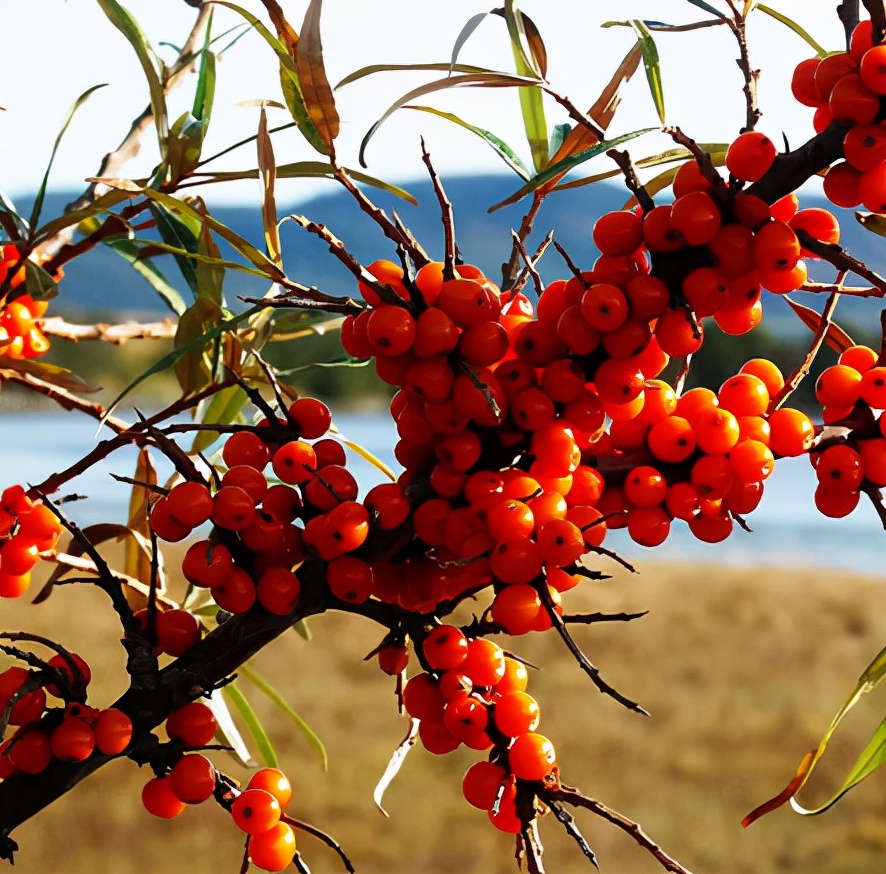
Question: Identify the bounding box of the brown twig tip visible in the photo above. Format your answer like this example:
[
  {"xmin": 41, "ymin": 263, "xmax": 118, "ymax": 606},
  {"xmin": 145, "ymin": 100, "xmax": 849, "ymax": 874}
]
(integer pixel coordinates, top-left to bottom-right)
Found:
[
  {"xmin": 607, "ymin": 149, "xmax": 654, "ymax": 212},
  {"xmin": 420, "ymin": 138, "xmax": 456, "ymax": 281}
]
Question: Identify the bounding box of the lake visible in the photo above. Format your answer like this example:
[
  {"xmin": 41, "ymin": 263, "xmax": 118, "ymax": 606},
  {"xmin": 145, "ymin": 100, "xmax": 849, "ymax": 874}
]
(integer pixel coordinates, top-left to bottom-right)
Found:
[{"xmin": 0, "ymin": 410, "xmax": 883, "ymax": 576}]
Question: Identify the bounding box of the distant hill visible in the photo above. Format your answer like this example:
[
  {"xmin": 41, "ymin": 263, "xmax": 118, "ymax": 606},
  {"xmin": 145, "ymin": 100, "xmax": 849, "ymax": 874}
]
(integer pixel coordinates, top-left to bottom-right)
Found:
[{"xmin": 21, "ymin": 177, "xmax": 884, "ymax": 340}]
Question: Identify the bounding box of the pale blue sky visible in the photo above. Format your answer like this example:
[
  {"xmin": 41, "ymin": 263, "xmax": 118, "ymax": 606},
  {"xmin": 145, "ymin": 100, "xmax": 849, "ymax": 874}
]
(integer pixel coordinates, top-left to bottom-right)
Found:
[{"xmin": 0, "ymin": 2, "xmax": 845, "ymax": 206}]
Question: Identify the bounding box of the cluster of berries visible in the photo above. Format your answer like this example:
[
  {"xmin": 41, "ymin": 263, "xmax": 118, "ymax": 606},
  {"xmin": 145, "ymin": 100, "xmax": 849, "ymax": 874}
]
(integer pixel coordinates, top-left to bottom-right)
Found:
[
  {"xmin": 0, "ymin": 654, "xmax": 133, "ymax": 777},
  {"xmin": 142, "ymin": 755, "xmax": 298, "ymax": 873},
  {"xmin": 405, "ymin": 625, "xmax": 553, "ymax": 833},
  {"xmin": 0, "ymin": 485, "xmax": 63, "ymax": 598},
  {"xmin": 0, "ymin": 244, "xmax": 51, "ymax": 360},
  {"xmin": 812, "ymin": 343, "xmax": 886, "ymax": 516},
  {"xmin": 790, "ymin": 19, "xmax": 886, "ymax": 211}
]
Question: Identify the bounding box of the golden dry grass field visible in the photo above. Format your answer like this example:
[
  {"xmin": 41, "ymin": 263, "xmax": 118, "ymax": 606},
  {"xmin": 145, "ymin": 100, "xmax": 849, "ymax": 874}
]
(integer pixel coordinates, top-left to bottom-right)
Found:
[{"xmin": 2, "ymin": 558, "xmax": 885, "ymax": 874}]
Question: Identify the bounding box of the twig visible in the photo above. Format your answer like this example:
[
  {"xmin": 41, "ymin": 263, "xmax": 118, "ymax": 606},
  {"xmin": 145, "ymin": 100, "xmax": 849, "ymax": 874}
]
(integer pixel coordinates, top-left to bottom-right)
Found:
[
  {"xmin": 421, "ymin": 139, "xmax": 456, "ymax": 281},
  {"xmin": 535, "ymin": 581, "xmax": 648, "ymax": 715},
  {"xmin": 607, "ymin": 149, "xmax": 655, "ymax": 212},
  {"xmin": 795, "ymin": 229, "xmax": 886, "ymax": 294},
  {"xmin": 553, "ymin": 241, "xmax": 589, "ymax": 288},
  {"xmin": 769, "ymin": 292, "xmax": 841, "ymax": 411},
  {"xmin": 862, "ymin": 0, "xmax": 886, "ymax": 43},
  {"xmin": 586, "ymin": 544, "xmax": 637, "ymax": 574},
  {"xmin": 284, "ymin": 214, "xmax": 377, "ymax": 291},
  {"xmin": 40, "ymin": 317, "xmax": 178, "ymax": 344},
  {"xmin": 800, "ymin": 280, "xmax": 884, "ymax": 297},
  {"xmin": 838, "ymin": 1, "xmax": 862, "ymax": 49},
  {"xmin": 285, "ymin": 817, "xmax": 356, "ymax": 874},
  {"xmin": 510, "ymin": 230, "xmax": 549, "ymax": 298},
  {"xmin": 547, "ymin": 800, "xmax": 599, "ymax": 868},
  {"xmin": 724, "ymin": 3, "xmax": 761, "ymax": 132},
  {"xmin": 543, "ymin": 785, "xmax": 696, "ymax": 874},
  {"xmin": 562, "ymin": 610, "xmax": 648, "ymax": 625}
]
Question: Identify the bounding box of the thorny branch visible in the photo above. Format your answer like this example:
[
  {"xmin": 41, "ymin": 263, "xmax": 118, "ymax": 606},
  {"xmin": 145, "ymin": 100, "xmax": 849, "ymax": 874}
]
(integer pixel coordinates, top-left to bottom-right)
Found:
[{"xmin": 724, "ymin": 1, "xmax": 761, "ymax": 133}]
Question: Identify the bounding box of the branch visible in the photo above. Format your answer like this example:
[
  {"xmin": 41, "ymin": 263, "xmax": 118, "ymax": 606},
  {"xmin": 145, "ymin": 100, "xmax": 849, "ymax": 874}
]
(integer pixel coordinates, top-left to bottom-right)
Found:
[
  {"xmin": 41, "ymin": 317, "xmax": 178, "ymax": 344},
  {"xmin": 724, "ymin": 5, "xmax": 761, "ymax": 132},
  {"xmin": 420, "ymin": 139, "xmax": 456, "ymax": 282},
  {"xmin": 543, "ymin": 786, "xmax": 696, "ymax": 874},
  {"xmin": 795, "ymin": 229, "xmax": 886, "ymax": 294},
  {"xmin": 838, "ymin": 1, "xmax": 861, "ymax": 49},
  {"xmin": 607, "ymin": 149, "xmax": 654, "ymax": 212}
]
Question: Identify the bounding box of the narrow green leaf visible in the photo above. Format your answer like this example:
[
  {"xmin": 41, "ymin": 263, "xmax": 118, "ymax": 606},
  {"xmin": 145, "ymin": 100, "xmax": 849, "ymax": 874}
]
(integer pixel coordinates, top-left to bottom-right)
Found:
[
  {"xmin": 241, "ymin": 665, "xmax": 328, "ymax": 770},
  {"xmin": 684, "ymin": 0, "xmax": 727, "ymax": 18},
  {"xmin": 131, "ymin": 237, "xmax": 272, "ymax": 281},
  {"xmin": 756, "ymin": 5, "xmax": 828, "ymax": 57},
  {"xmin": 97, "ymin": 0, "xmax": 168, "ymax": 157},
  {"xmin": 295, "ymin": 0, "xmax": 339, "ymax": 150},
  {"xmin": 32, "ymin": 188, "xmax": 131, "ymax": 242},
  {"xmin": 149, "ymin": 202, "xmax": 201, "ymax": 297},
  {"xmin": 28, "ymin": 84, "xmax": 107, "ymax": 236},
  {"xmin": 336, "ymin": 61, "xmax": 492, "ymax": 89},
  {"xmin": 192, "ymin": 14, "xmax": 216, "ymax": 124},
  {"xmin": 403, "ymin": 105, "xmax": 530, "ymax": 180},
  {"xmin": 332, "ymin": 431, "xmax": 396, "ymax": 482},
  {"xmin": 358, "ymin": 71, "xmax": 543, "ymax": 168},
  {"xmin": 193, "ymin": 161, "xmax": 417, "ymax": 203},
  {"xmin": 548, "ymin": 123, "xmax": 572, "ymax": 159},
  {"xmin": 217, "ymin": 680, "xmax": 257, "ymax": 767},
  {"xmin": 631, "ymin": 20, "xmax": 666, "ymax": 125},
  {"xmin": 0, "ymin": 356, "xmax": 100, "ymax": 394},
  {"xmin": 502, "ymin": 0, "xmax": 548, "ymax": 172},
  {"xmin": 292, "ymin": 618, "xmax": 311, "ymax": 641},
  {"xmin": 218, "ymin": 685, "xmax": 271, "ymax": 767},
  {"xmin": 165, "ymin": 112, "xmax": 207, "ymax": 184},
  {"xmin": 191, "ymin": 384, "xmax": 248, "ymax": 453},
  {"xmin": 103, "ymin": 236, "xmax": 187, "ymax": 316},
  {"xmin": 743, "ymin": 0, "xmax": 759, "ymax": 17},
  {"xmin": 490, "ymin": 127, "xmax": 655, "ymax": 211}
]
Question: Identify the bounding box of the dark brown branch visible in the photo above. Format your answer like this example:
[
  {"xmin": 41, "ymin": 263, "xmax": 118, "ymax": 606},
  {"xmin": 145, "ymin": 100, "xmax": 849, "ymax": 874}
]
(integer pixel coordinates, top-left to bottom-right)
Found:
[
  {"xmin": 547, "ymin": 800, "xmax": 599, "ymax": 868},
  {"xmin": 562, "ymin": 610, "xmax": 649, "ymax": 625},
  {"xmin": 501, "ymin": 192, "xmax": 545, "ymax": 292},
  {"xmin": 724, "ymin": 3, "xmax": 761, "ymax": 132},
  {"xmin": 420, "ymin": 139, "xmax": 456, "ymax": 282},
  {"xmin": 286, "ymin": 817, "xmax": 356, "ymax": 874},
  {"xmin": 607, "ymin": 149, "xmax": 654, "ymax": 212},
  {"xmin": 795, "ymin": 229, "xmax": 886, "ymax": 293},
  {"xmin": 543, "ymin": 786, "xmax": 696, "ymax": 874},
  {"xmin": 838, "ymin": 1, "xmax": 862, "ymax": 49},
  {"xmin": 862, "ymin": 0, "xmax": 886, "ymax": 43}
]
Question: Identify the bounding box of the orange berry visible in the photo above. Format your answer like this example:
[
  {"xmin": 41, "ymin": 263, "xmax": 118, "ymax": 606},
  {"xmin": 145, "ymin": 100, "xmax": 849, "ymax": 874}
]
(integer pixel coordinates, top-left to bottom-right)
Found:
[
  {"xmin": 508, "ymin": 732, "xmax": 557, "ymax": 781},
  {"xmin": 142, "ymin": 776, "xmax": 187, "ymax": 819},
  {"xmin": 462, "ymin": 761, "xmax": 508, "ymax": 810},
  {"xmin": 166, "ymin": 701, "xmax": 217, "ymax": 747},
  {"xmin": 248, "ymin": 767, "xmax": 294, "ymax": 808},
  {"xmin": 170, "ymin": 753, "xmax": 216, "ymax": 804},
  {"xmin": 248, "ymin": 821, "xmax": 297, "ymax": 872},
  {"xmin": 232, "ymin": 788, "xmax": 282, "ymax": 835},
  {"xmin": 669, "ymin": 191, "xmax": 722, "ymax": 246},
  {"xmin": 94, "ymin": 708, "xmax": 133, "ymax": 755},
  {"xmin": 726, "ymin": 131, "xmax": 777, "ymax": 181},
  {"xmin": 50, "ymin": 717, "xmax": 95, "ymax": 762}
]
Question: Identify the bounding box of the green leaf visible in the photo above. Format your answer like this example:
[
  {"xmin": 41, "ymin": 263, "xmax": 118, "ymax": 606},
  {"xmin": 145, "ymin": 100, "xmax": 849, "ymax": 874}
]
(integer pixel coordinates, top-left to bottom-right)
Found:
[
  {"xmin": 490, "ymin": 127, "xmax": 655, "ymax": 211},
  {"xmin": 501, "ymin": 0, "xmax": 548, "ymax": 173},
  {"xmin": 190, "ymin": 384, "xmax": 248, "ymax": 454},
  {"xmin": 744, "ymin": 645, "xmax": 886, "ymax": 824},
  {"xmin": 684, "ymin": 0, "xmax": 727, "ymax": 18},
  {"xmin": 149, "ymin": 201, "xmax": 201, "ymax": 298},
  {"xmin": 213, "ymin": 685, "xmax": 259, "ymax": 767},
  {"xmin": 221, "ymin": 683, "xmax": 278, "ymax": 768},
  {"xmin": 257, "ymin": 107, "xmax": 282, "ymax": 268},
  {"xmin": 756, "ymin": 5, "xmax": 828, "ymax": 57},
  {"xmin": 192, "ymin": 15, "xmax": 216, "ymax": 125},
  {"xmin": 28, "ymin": 84, "xmax": 107, "ymax": 236},
  {"xmin": 212, "ymin": 1, "xmax": 328, "ymax": 155},
  {"xmin": 336, "ymin": 61, "xmax": 492, "ymax": 89},
  {"xmin": 195, "ymin": 212, "xmax": 226, "ymax": 308},
  {"xmin": 402, "ymin": 105, "xmax": 530, "ymax": 180},
  {"xmin": 165, "ymin": 112, "xmax": 207, "ymax": 185},
  {"xmin": 102, "ymin": 236, "xmax": 187, "ymax": 316},
  {"xmin": 332, "ymin": 430, "xmax": 396, "ymax": 482},
  {"xmin": 193, "ymin": 161, "xmax": 417, "ymax": 204},
  {"xmin": 241, "ymin": 665, "xmax": 327, "ymax": 770},
  {"xmin": 24, "ymin": 261, "xmax": 59, "ymax": 302},
  {"xmin": 0, "ymin": 356, "xmax": 100, "ymax": 394},
  {"xmin": 97, "ymin": 0, "xmax": 168, "ymax": 157},
  {"xmin": 548, "ymin": 123, "xmax": 572, "ymax": 158},
  {"xmin": 631, "ymin": 20, "xmax": 666, "ymax": 125},
  {"xmin": 295, "ymin": 0, "xmax": 339, "ymax": 150},
  {"xmin": 358, "ymin": 70, "xmax": 544, "ymax": 168}
]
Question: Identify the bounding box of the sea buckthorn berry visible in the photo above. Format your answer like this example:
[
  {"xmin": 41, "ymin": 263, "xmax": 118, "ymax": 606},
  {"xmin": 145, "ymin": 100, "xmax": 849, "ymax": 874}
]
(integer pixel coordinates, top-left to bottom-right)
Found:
[
  {"xmin": 44, "ymin": 652, "xmax": 91, "ymax": 698},
  {"xmin": 673, "ymin": 159, "xmax": 715, "ymax": 197},
  {"xmin": 415, "ymin": 261, "xmax": 444, "ymax": 305},
  {"xmin": 272, "ymin": 441, "xmax": 317, "ymax": 485},
  {"xmin": 792, "ymin": 57, "xmax": 823, "ymax": 106},
  {"xmin": 0, "ymin": 668, "xmax": 45, "ymax": 725},
  {"xmin": 221, "ymin": 464, "xmax": 268, "ymax": 504},
  {"xmin": 497, "ymin": 657, "xmax": 530, "ymax": 694},
  {"xmin": 491, "ymin": 536, "xmax": 542, "ymax": 585},
  {"xmin": 859, "ymin": 163, "xmax": 886, "ymax": 212},
  {"xmin": 461, "ymin": 638, "xmax": 506, "ymax": 688},
  {"xmin": 155, "ymin": 609, "xmax": 201, "ymax": 657},
  {"xmin": 50, "ymin": 717, "xmax": 95, "ymax": 762},
  {"xmin": 182, "ymin": 540, "xmax": 233, "ymax": 588},
  {"xmin": 508, "ymin": 732, "xmax": 557, "ymax": 781},
  {"xmin": 718, "ymin": 373, "xmax": 770, "ymax": 417},
  {"xmin": 648, "ymin": 415, "xmax": 697, "ymax": 463},
  {"xmin": 740, "ymin": 358, "xmax": 784, "ymax": 398},
  {"xmin": 493, "ymin": 691, "xmax": 541, "ymax": 737},
  {"xmin": 839, "ymin": 344, "xmax": 878, "ymax": 374},
  {"xmin": 665, "ymin": 481, "xmax": 702, "ymax": 521},
  {"xmin": 457, "ymin": 320, "xmax": 509, "ymax": 367},
  {"xmin": 690, "ymin": 454, "xmax": 734, "ymax": 499},
  {"xmin": 149, "ymin": 497, "xmax": 190, "ymax": 542},
  {"xmin": 843, "ymin": 124, "xmax": 886, "ymax": 172},
  {"xmin": 241, "ymin": 510, "xmax": 287, "ymax": 553},
  {"xmin": 165, "ymin": 481, "xmax": 213, "ymax": 529},
  {"xmin": 753, "ymin": 221, "xmax": 800, "ymax": 273},
  {"xmin": 443, "ymin": 696, "xmax": 489, "ymax": 741},
  {"xmin": 378, "ymin": 643, "xmax": 409, "ymax": 676},
  {"xmin": 593, "ymin": 209, "xmax": 643, "ymax": 255},
  {"xmin": 726, "ymin": 131, "xmax": 777, "ymax": 181},
  {"xmin": 257, "ymin": 567, "xmax": 301, "ymax": 615},
  {"xmin": 167, "ymin": 701, "xmax": 217, "ymax": 747},
  {"xmin": 642, "ymin": 204, "xmax": 684, "ymax": 252},
  {"xmin": 491, "ymin": 584, "xmax": 542, "ymax": 635},
  {"xmin": 814, "ymin": 484, "xmax": 860, "ymax": 518},
  {"xmin": 142, "ymin": 776, "xmax": 186, "ymax": 819},
  {"xmin": 688, "ymin": 511, "xmax": 734, "ymax": 543},
  {"xmin": 418, "ymin": 718, "xmax": 461, "ymax": 754},
  {"xmin": 359, "ymin": 259, "xmax": 409, "ymax": 306},
  {"xmin": 170, "ymin": 753, "xmax": 216, "ymax": 804},
  {"xmin": 654, "ymin": 308, "xmax": 704, "ymax": 357},
  {"xmin": 815, "ymin": 444, "xmax": 864, "ymax": 490},
  {"xmin": 436, "ymin": 278, "xmax": 500, "ymax": 328},
  {"xmin": 709, "ymin": 223, "xmax": 756, "ymax": 278},
  {"xmin": 729, "ymin": 439, "xmax": 775, "ymax": 483},
  {"xmin": 682, "ymin": 267, "xmax": 730, "ymax": 318},
  {"xmin": 488, "ymin": 780, "xmax": 522, "ymax": 833},
  {"xmin": 536, "ymin": 518, "xmax": 585, "ymax": 566},
  {"xmin": 694, "ymin": 407, "xmax": 741, "ymax": 455},
  {"xmin": 627, "ymin": 506, "xmax": 671, "ymax": 547},
  {"xmin": 860, "ymin": 366, "xmax": 886, "ymax": 408},
  {"xmin": 248, "ymin": 768, "xmax": 293, "ymax": 808},
  {"xmin": 423, "ymin": 625, "xmax": 469, "ymax": 672},
  {"xmin": 232, "ymin": 788, "xmax": 282, "ymax": 835},
  {"xmin": 859, "ymin": 44, "xmax": 886, "ymax": 94},
  {"xmin": 7, "ymin": 729, "xmax": 51, "ymax": 774},
  {"xmin": 816, "ymin": 364, "xmax": 863, "ymax": 408},
  {"xmin": 767, "ymin": 407, "xmax": 815, "ymax": 457},
  {"xmin": 288, "ymin": 397, "xmax": 332, "ymax": 439},
  {"xmin": 850, "ymin": 19, "xmax": 875, "ymax": 60},
  {"xmin": 858, "ymin": 438, "xmax": 886, "ymax": 484},
  {"xmin": 580, "ymin": 283, "xmax": 629, "ymax": 332},
  {"xmin": 211, "ymin": 485, "xmax": 256, "ymax": 532},
  {"xmin": 823, "ymin": 161, "xmax": 861, "ymax": 208},
  {"xmin": 623, "ymin": 465, "xmax": 668, "ymax": 508},
  {"xmin": 462, "ymin": 761, "xmax": 507, "ymax": 810},
  {"xmin": 94, "ymin": 708, "xmax": 133, "ymax": 755},
  {"xmin": 669, "ymin": 190, "xmax": 722, "ymax": 246},
  {"xmin": 403, "ymin": 673, "xmax": 445, "ymax": 720},
  {"xmin": 222, "ymin": 431, "xmax": 271, "ymax": 470},
  {"xmin": 714, "ymin": 299, "xmax": 763, "ymax": 336},
  {"xmin": 829, "ymin": 72, "xmax": 880, "ymax": 123},
  {"xmin": 212, "ymin": 567, "xmax": 257, "ymax": 614},
  {"xmin": 303, "ymin": 465, "xmax": 358, "ymax": 512},
  {"xmin": 248, "ymin": 821, "xmax": 297, "ymax": 873},
  {"xmin": 814, "ymin": 52, "xmax": 857, "ymax": 101}
]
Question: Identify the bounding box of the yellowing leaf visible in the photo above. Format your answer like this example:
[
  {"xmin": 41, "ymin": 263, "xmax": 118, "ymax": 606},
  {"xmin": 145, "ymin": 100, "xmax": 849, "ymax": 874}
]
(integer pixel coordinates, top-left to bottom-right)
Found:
[{"xmin": 295, "ymin": 0, "xmax": 339, "ymax": 151}]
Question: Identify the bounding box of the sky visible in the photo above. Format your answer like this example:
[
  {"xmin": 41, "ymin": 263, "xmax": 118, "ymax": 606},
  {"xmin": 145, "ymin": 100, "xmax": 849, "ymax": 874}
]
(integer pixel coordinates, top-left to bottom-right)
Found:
[{"xmin": 0, "ymin": 1, "xmax": 850, "ymax": 209}]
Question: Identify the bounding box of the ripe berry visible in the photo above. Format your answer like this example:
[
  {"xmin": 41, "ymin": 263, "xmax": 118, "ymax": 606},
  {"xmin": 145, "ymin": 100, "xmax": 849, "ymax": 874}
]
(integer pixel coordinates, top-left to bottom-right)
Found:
[
  {"xmin": 170, "ymin": 753, "xmax": 216, "ymax": 804},
  {"xmin": 232, "ymin": 788, "xmax": 282, "ymax": 835},
  {"xmin": 508, "ymin": 732, "xmax": 557, "ymax": 781},
  {"xmin": 142, "ymin": 776, "xmax": 187, "ymax": 819},
  {"xmin": 248, "ymin": 767, "xmax": 293, "ymax": 808},
  {"xmin": 248, "ymin": 821, "xmax": 297, "ymax": 873}
]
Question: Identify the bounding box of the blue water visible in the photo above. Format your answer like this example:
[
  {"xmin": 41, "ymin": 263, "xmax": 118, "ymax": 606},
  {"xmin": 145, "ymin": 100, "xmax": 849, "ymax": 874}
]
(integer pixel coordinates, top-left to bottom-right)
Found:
[{"xmin": 0, "ymin": 410, "xmax": 883, "ymax": 576}]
